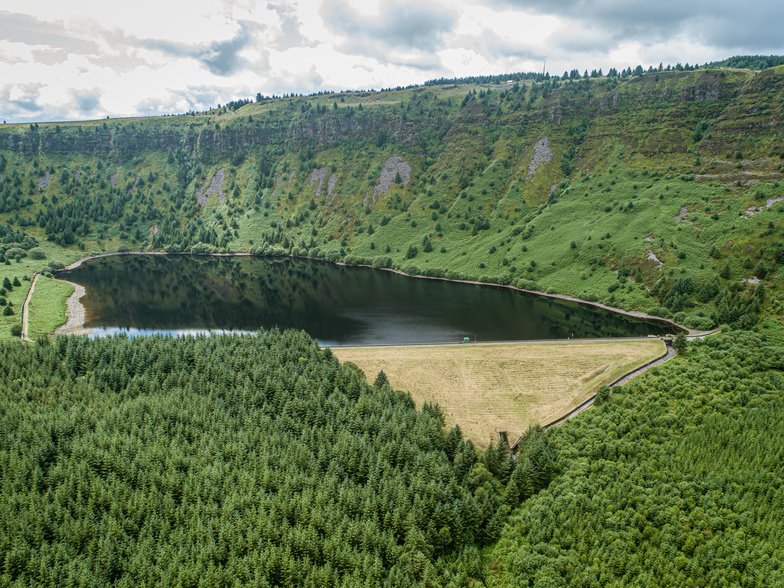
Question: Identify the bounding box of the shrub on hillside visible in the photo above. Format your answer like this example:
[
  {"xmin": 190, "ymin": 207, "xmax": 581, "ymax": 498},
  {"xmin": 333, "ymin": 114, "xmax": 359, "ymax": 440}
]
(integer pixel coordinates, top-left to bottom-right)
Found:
[
  {"xmin": 371, "ymin": 256, "xmax": 393, "ymax": 268},
  {"xmin": 342, "ymin": 255, "xmax": 369, "ymax": 266},
  {"xmin": 516, "ymin": 279, "xmax": 538, "ymax": 290},
  {"xmin": 420, "ymin": 267, "xmax": 445, "ymax": 278},
  {"xmin": 190, "ymin": 242, "xmax": 215, "ymax": 254},
  {"xmin": 323, "ymin": 249, "xmax": 343, "ymax": 262}
]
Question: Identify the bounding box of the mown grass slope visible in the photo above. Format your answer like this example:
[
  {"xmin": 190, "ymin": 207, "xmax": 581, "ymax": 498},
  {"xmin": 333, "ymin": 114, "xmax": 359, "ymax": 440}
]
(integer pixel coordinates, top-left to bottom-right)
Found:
[{"xmin": 334, "ymin": 340, "xmax": 664, "ymax": 447}]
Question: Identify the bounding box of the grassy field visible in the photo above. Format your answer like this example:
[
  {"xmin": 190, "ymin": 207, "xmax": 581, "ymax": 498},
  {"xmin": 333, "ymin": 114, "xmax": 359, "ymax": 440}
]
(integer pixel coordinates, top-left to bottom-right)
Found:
[
  {"xmin": 0, "ymin": 245, "xmax": 82, "ymax": 341},
  {"xmin": 25, "ymin": 276, "xmax": 74, "ymax": 340},
  {"xmin": 335, "ymin": 339, "xmax": 665, "ymax": 447}
]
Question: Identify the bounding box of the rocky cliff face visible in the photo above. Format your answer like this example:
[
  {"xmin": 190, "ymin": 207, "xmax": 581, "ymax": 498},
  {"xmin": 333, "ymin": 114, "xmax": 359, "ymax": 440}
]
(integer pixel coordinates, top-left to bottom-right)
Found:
[
  {"xmin": 0, "ymin": 108, "xmax": 430, "ymax": 162},
  {"xmin": 1, "ymin": 67, "xmax": 782, "ymax": 168}
]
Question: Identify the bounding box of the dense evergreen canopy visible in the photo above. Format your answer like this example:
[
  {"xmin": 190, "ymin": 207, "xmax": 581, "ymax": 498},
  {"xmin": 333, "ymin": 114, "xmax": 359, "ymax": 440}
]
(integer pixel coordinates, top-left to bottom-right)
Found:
[
  {"xmin": 0, "ymin": 330, "xmax": 549, "ymax": 587},
  {"xmin": 487, "ymin": 329, "xmax": 784, "ymax": 586}
]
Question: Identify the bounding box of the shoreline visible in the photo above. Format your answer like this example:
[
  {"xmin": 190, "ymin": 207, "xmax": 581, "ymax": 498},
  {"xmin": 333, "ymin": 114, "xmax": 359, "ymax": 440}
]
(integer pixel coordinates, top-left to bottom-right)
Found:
[
  {"xmin": 54, "ymin": 281, "xmax": 94, "ymax": 337},
  {"xmin": 332, "ymin": 261, "xmax": 692, "ymax": 335},
  {"xmin": 55, "ymin": 249, "xmax": 692, "ymax": 336}
]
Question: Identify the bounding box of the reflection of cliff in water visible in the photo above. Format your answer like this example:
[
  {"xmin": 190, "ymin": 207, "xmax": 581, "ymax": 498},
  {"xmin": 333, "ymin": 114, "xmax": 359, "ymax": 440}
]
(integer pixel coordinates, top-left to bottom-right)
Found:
[{"xmin": 62, "ymin": 255, "xmax": 677, "ymax": 345}]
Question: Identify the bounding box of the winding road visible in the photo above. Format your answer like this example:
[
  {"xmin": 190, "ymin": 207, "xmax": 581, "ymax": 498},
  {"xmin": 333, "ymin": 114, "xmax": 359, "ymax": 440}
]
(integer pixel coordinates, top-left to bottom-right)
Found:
[{"xmin": 542, "ymin": 342, "xmax": 677, "ymax": 430}]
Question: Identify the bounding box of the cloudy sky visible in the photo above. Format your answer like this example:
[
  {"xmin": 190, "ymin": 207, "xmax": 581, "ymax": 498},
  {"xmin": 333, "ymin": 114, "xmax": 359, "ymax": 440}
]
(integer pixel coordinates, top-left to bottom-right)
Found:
[{"xmin": 1, "ymin": 0, "xmax": 781, "ymax": 123}]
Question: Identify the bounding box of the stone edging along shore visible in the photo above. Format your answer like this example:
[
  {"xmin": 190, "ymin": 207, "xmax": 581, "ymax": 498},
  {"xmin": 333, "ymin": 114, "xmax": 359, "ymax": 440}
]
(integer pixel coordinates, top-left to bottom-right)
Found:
[
  {"xmin": 54, "ymin": 282, "xmax": 89, "ymax": 337},
  {"xmin": 56, "ymin": 250, "xmax": 693, "ymax": 335}
]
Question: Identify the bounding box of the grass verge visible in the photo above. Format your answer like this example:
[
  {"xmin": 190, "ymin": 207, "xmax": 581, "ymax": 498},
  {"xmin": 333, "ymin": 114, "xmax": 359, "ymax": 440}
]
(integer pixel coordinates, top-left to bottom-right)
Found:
[{"xmin": 26, "ymin": 276, "xmax": 74, "ymax": 340}]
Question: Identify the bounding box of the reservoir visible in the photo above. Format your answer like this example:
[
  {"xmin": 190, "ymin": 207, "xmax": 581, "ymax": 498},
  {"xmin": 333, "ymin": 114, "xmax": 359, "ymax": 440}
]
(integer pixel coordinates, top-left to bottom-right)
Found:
[{"xmin": 60, "ymin": 255, "xmax": 676, "ymax": 346}]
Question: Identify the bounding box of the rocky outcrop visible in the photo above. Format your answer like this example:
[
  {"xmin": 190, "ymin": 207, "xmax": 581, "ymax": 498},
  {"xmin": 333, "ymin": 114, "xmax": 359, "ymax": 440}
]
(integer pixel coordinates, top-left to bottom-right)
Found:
[
  {"xmin": 0, "ymin": 108, "xmax": 429, "ymax": 162},
  {"xmin": 310, "ymin": 167, "xmax": 327, "ymax": 198},
  {"xmin": 526, "ymin": 137, "xmax": 552, "ymax": 179},
  {"xmin": 37, "ymin": 171, "xmax": 51, "ymax": 189},
  {"xmin": 195, "ymin": 168, "xmax": 226, "ymax": 205},
  {"xmin": 373, "ymin": 156, "xmax": 411, "ymax": 202}
]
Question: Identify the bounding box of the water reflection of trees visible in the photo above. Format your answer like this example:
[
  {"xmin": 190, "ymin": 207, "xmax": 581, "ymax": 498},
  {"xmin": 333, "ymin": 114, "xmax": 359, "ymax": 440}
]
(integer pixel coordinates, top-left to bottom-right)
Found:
[{"xmin": 67, "ymin": 255, "xmax": 674, "ymax": 341}]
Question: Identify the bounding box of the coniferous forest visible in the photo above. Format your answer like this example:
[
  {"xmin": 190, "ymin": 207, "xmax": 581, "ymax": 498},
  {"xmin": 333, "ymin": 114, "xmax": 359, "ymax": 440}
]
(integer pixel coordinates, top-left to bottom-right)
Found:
[
  {"xmin": 487, "ymin": 329, "xmax": 784, "ymax": 587},
  {"xmin": 1, "ymin": 58, "xmax": 784, "ymax": 586},
  {"xmin": 3, "ymin": 327, "xmax": 782, "ymax": 586},
  {"xmin": 0, "ymin": 330, "xmax": 553, "ymax": 586}
]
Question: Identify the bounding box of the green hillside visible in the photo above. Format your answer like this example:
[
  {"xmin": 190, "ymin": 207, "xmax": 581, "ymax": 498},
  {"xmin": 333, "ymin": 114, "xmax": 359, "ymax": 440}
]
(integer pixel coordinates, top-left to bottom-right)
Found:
[
  {"xmin": 486, "ymin": 326, "xmax": 784, "ymax": 587},
  {"xmin": 1, "ymin": 59, "xmax": 784, "ymax": 587},
  {"xmin": 1, "ymin": 64, "xmax": 783, "ymax": 338}
]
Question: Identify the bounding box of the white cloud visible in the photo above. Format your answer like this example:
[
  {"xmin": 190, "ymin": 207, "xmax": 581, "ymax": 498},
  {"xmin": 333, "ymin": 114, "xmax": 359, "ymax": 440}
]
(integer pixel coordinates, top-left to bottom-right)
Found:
[
  {"xmin": 0, "ymin": 0, "xmax": 778, "ymax": 122},
  {"xmin": 19, "ymin": 1, "xmax": 238, "ymax": 43},
  {"xmin": 438, "ymin": 47, "xmax": 490, "ymax": 76},
  {"xmin": 454, "ymin": 6, "xmax": 560, "ymax": 45}
]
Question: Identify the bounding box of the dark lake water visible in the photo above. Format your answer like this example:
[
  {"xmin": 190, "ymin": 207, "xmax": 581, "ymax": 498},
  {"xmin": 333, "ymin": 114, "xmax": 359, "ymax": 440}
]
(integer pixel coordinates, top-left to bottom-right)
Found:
[{"xmin": 60, "ymin": 255, "xmax": 676, "ymax": 346}]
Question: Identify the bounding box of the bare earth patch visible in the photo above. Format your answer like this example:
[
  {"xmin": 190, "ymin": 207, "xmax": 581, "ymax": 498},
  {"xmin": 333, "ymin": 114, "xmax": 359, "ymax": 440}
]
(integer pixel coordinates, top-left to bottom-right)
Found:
[{"xmin": 335, "ymin": 340, "xmax": 663, "ymax": 447}]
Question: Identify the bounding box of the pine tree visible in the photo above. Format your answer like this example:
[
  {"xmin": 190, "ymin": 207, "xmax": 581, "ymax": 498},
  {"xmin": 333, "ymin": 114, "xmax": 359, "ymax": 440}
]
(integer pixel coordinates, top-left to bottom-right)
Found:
[{"xmin": 373, "ymin": 370, "xmax": 389, "ymax": 388}]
